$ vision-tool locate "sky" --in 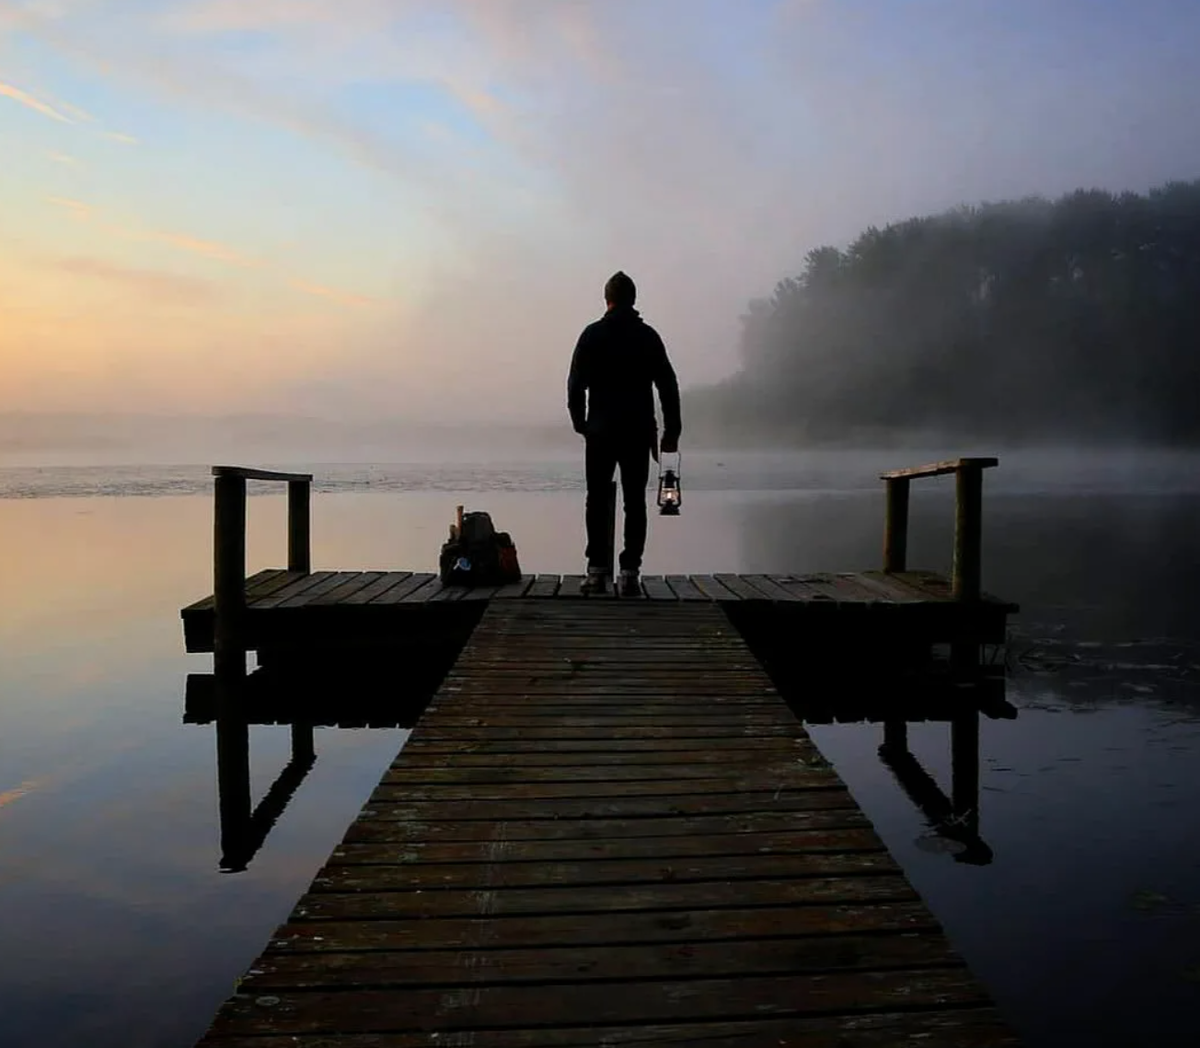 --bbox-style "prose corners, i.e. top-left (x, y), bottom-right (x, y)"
top-left (2, 0), bottom-right (1199, 425)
